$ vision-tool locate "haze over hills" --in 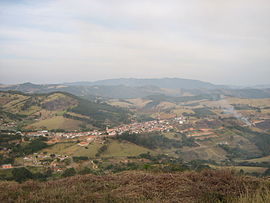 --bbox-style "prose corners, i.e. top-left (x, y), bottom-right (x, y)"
top-left (1, 78), bottom-right (270, 99)
top-left (64, 78), bottom-right (219, 89)
top-left (1, 0), bottom-right (270, 202)
top-left (1, 79), bottom-right (270, 203)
